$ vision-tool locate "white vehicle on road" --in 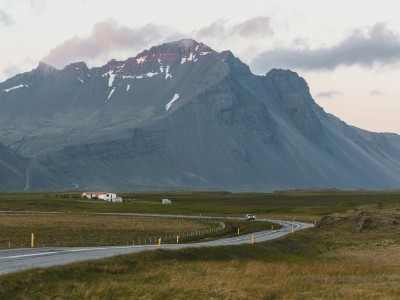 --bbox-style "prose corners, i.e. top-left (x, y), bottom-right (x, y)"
top-left (245, 214), bottom-right (255, 220)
